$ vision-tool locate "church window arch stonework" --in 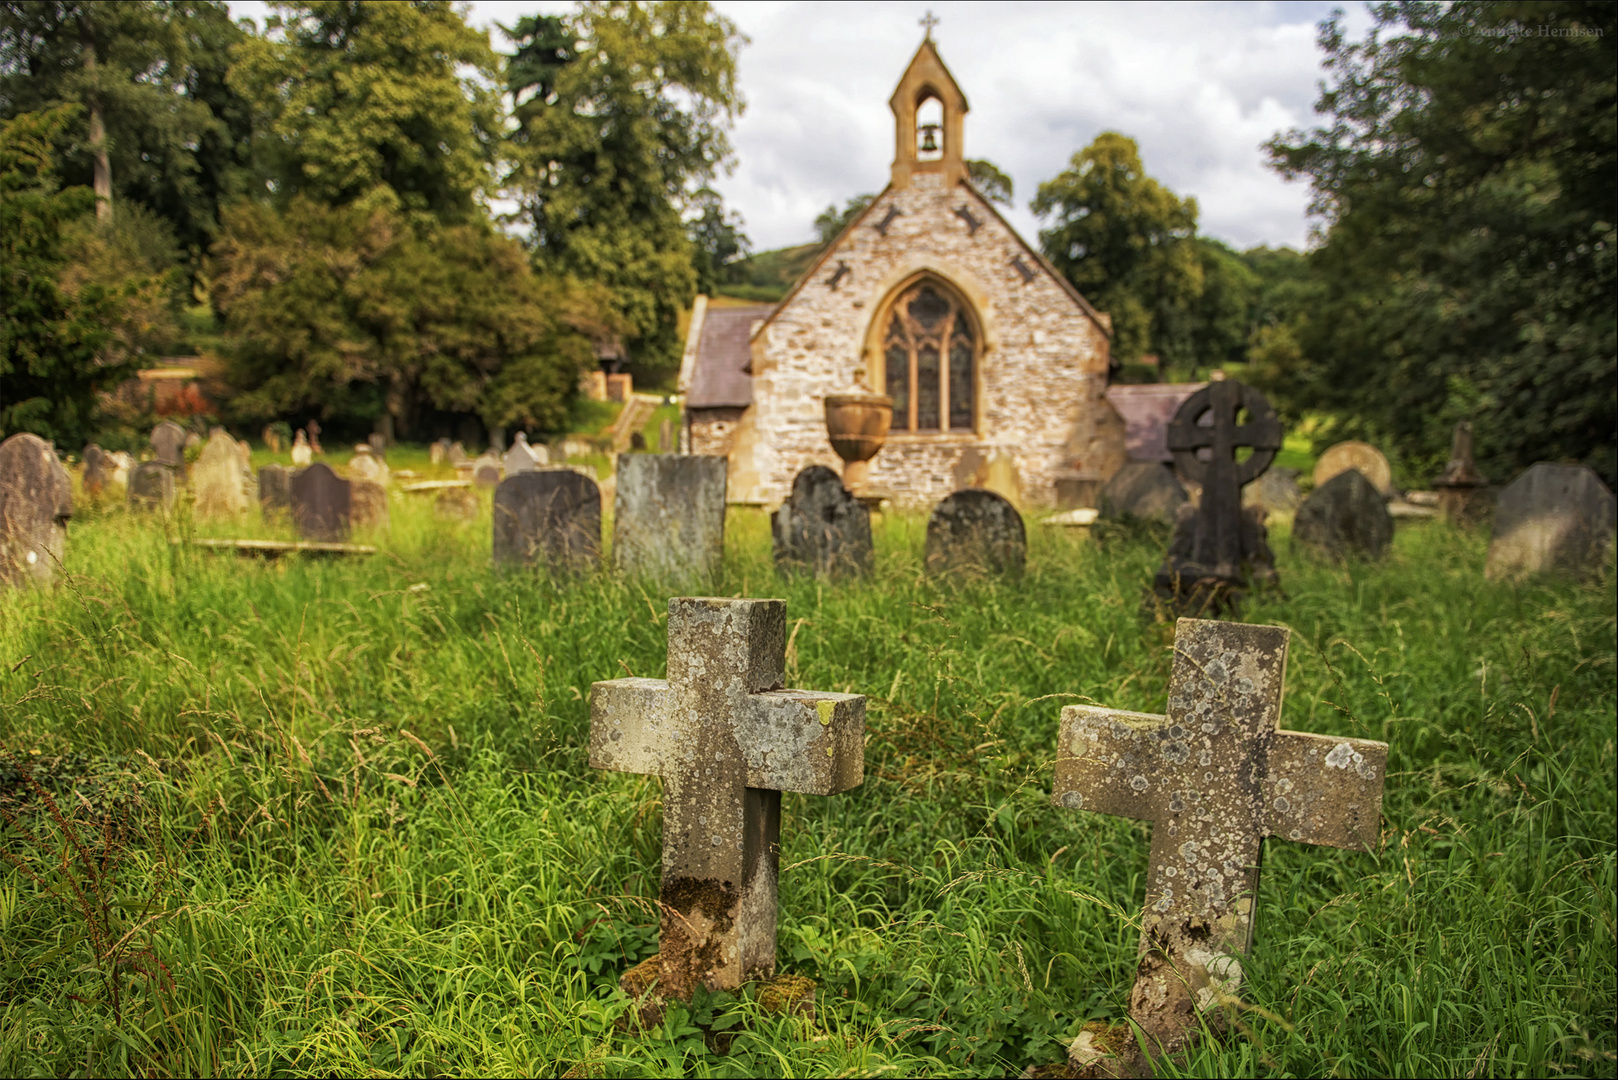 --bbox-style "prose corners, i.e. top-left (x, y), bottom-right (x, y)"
top-left (879, 278), bottom-right (978, 433)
